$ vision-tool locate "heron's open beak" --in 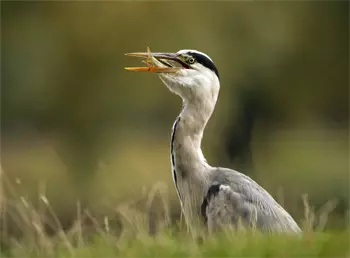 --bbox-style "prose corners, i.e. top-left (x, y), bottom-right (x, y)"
top-left (125, 49), bottom-right (186, 73)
